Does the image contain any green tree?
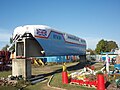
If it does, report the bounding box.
[107,41,118,51]
[95,39,107,54]
[2,44,9,51]
[1,37,14,51]
[86,48,96,55]
[95,39,118,54]
[10,37,13,44]
[9,37,15,51]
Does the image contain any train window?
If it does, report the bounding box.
[16,42,24,56]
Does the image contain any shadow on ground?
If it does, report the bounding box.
[37,61,96,78]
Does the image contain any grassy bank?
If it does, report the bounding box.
[0,71,12,77]
[50,73,96,90]
[0,62,106,90]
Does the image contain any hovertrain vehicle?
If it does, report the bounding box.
[12,25,86,57]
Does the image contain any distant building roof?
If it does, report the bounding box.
[101,52,117,55]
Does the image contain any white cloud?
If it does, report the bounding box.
[0,28,12,50]
[84,37,102,49]
[117,41,120,47]
[0,33,11,41]
[0,35,11,50]
[84,37,120,50]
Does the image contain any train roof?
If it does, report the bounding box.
[13,25,85,41]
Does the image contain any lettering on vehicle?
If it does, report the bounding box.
[67,35,79,41]
[53,34,61,40]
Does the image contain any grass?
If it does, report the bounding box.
[50,73,96,90]
[0,86,17,90]
[0,61,108,90]
[25,81,50,90]
[0,71,18,90]
[0,70,12,77]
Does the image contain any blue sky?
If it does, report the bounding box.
[0,0,120,50]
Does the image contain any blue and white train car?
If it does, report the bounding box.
[13,25,86,60]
